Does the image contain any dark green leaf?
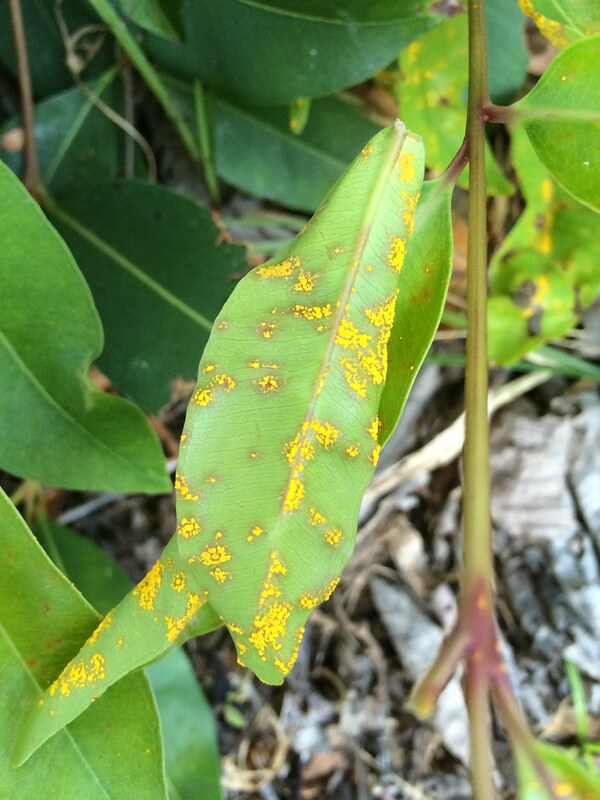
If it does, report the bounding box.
[166,76,381,212]
[0,489,167,798]
[1,71,123,196]
[515,36,600,212]
[0,162,170,493]
[49,180,246,412]
[486,0,528,103]
[118,0,181,39]
[143,0,439,106]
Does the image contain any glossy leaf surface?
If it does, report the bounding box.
[0,489,167,798]
[488,128,600,364]
[166,76,381,213]
[143,0,438,106]
[0,161,170,493]
[20,122,436,758]
[515,36,600,212]
[50,181,245,412]
[398,13,514,195]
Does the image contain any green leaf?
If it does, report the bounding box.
[486,0,528,103]
[48,181,246,412]
[165,76,381,213]
[515,36,600,212]
[0,162,170,493]
[39,521,223,800]
[0,0,113,99]
[488,126,600,363]
[515,740,600,799]
[379,178,453,444]
[118,0,181,39]
[0,70,124,196]
[398,13,514,196]
[0,489,167,798]
[21,121,431,755]
[518,0,600,47]
[142,0,439,106]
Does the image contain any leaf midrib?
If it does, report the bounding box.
[277,123,409,527]
[47,200,213,332]
[0,327,158,482]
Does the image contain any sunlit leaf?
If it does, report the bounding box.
[518,0,600,47]
[515,740,600,799]
[39,520,223,800]
[0,161,170,493]
[379,178,453,444]
[515,36,600,212]
[0,489,167,799]
[488,127,600,364]
[398,13,514,196]
[19,121,443,759]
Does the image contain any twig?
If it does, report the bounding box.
[8,0,41,195]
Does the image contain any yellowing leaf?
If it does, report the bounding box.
[17,121,452,762]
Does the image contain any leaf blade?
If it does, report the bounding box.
[0,162,170,492]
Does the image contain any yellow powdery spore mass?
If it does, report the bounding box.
[339,357,367,398]
[258,321,277,339]
[172,572,186,592]
[335,318,371,350]
[259,551,287,606]
[193,387,214,407]
[365,291,398,330]
[398,151,417,182]
[345,443,360,458]
[49,653,106,698]
[257,255,301,279]
[300,594,320,609]
[200,544,232,566]
[257,374,281,393]
[283,475,305,513]
[387,236,407,273]
[175,472,199,501]
[249,601,292,659]
[293,270,318,292]
[369,445,381,466]
[311,420,339,448]
[324,527,343,548]
[518,0,570,47]
[86,612,113,645]
[214,373,236,391]
[247,525,264,543]
[360,144,375,159]
[165,592,204,643]
[134,560,164,610]
[178,517,202,538]
[210,567,231,583]
[368,416,382,441]
[309,507,326,526]
[293,303,332,321]
[285,426,315,464]
[274,627,305,676]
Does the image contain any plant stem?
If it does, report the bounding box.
[463,0,492,588]
[8,0,41,196]
[193,79,221,205]
[464,2,494,797]
[88,0,200,160]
